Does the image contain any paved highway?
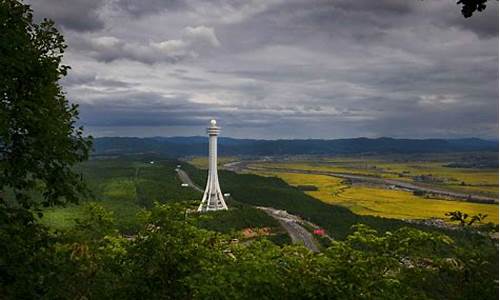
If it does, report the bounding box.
[257,207,320,252]
[176,168,321,252]
[176,169,204,193]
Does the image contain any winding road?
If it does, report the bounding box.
[256,206,320,252]
[176,168,321,252]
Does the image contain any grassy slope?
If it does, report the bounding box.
[42,159,201,231]
[196,206,279,232]
[42,158,285,242]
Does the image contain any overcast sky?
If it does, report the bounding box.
[27,0,498,139]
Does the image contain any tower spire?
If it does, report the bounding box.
[198,119,228,212]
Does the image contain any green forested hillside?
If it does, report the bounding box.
[181,163,476,241]
[1,156,497,299]
[43,159,200,231]
[8,201,499,299]
[7,157,494,300]
[42,158,282,236]
[93,136,498,157]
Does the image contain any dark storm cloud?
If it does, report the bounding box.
[333,0,416,14]
[71,26,220,64]
[75,90,250,128]
[28,0,499,138]
[27,0,106,31]
[446,6,499,38]
[61,72,96,86]
[78,91,266,127]
[115,0,186,16]
[62,71,135,88]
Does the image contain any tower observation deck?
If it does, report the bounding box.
[197,119,228,212]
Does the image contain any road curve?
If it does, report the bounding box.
[176,167,320,252]
[257,207,320,252]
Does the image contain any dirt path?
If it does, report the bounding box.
[176,167,322,252]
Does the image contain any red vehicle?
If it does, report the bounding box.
[313,229,325,236]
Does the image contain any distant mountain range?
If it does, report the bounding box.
[92,137,498,157]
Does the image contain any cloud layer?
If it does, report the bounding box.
[77,26,220,64]
[27,0,498,139]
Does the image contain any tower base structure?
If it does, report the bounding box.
[197,119,228,212]
[198,187,227,212]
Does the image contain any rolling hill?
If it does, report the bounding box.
[92,136,498,157]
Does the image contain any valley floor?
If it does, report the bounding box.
[208,153,499,225]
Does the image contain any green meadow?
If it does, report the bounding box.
[41,157,284,239]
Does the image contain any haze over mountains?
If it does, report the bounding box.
[93,137,498,157]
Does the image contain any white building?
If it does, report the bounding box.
[197,119,228,212]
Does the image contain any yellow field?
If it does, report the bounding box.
[251,162,382,177]
[259,171,499,224]
[250,160,498,197]
[188,156,239,169]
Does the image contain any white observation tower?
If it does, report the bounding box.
[198,119,228,212]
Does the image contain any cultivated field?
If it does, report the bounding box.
[249,157,498,198]
[211,153,499,224]
[258,172,499,223]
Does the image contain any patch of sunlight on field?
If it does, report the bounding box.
[42,205,85,229]
[101,179,137,201]
[335,187,499,223]
[251,162,386,177]
[42,178,141,230]
[263,172,499,224]
[373,161,498,185]
[251,160,498,197]
[260,172,347,192]
[189,156,239,169]
[42,200,142,231]
[351,162,498,197]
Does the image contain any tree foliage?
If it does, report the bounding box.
[3,202,497,299]
[457,0,489,18]
[0,2,91,297]
[445,211,488,227]
[0,0,91,212]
